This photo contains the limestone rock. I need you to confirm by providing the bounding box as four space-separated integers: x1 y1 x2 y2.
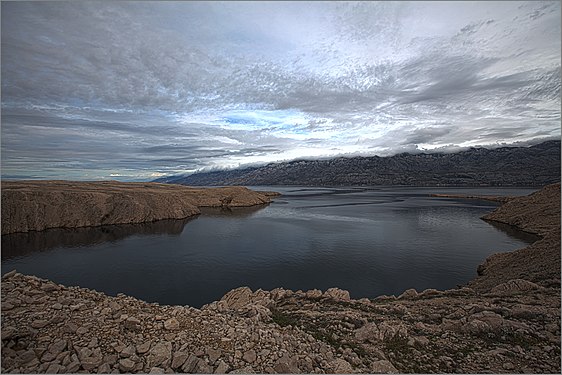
371 360 399 373
398 288 418 299
274 354 300 373
214 360 229 374
147 342 172 368
136 341 152 354
324 288 350 301
243 349 257 363
171 352 189 369
490 279 542 295
118 358 136 372
305 289 323 298
123 317 141 331
329 358 353 373
220 287 253 309
163 318 179 331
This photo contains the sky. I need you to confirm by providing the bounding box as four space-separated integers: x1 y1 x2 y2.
1 1 560 181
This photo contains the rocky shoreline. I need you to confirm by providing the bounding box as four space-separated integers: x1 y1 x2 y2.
1 183 560 373
1 181 279 235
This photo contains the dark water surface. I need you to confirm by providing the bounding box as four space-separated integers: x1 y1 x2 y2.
2 186 539 307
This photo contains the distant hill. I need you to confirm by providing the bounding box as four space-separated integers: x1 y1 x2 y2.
156 140 561 187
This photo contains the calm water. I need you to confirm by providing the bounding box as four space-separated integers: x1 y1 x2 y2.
2 186 539 307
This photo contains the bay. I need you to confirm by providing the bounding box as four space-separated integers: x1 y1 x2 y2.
1 186 538 307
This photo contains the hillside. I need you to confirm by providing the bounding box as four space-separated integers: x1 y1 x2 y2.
1 181 277 234
157 140 561 187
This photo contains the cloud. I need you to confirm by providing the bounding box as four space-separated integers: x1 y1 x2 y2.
1 1 560 180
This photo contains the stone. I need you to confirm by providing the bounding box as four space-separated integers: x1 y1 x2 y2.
149 367 165 374
220 287 253 309
3 269 17 279
243 349 257 363
398 288 418 299
66 361 81 373
2 327 15 340
181 355 200 373
305 289 323 298
148 342 172 368
120 345 136 358
45 363 62 374
49 339 67 356
355 323 380 343
63 322 78 334
370 358 398 373
196 362 213 374
118 358 136 372
17 350 37 364
98 363 112 373
206 348 221 364
214 360 229 374
171 352 189 369
136 341 152 354
2 302 14 310
490 279 542 295
123 317 141 331
324 288 350 301
503 362 515 371
230 366 255 374
163 318 179 331
330 358 353 374
40 282 59 292
31 319 48 329
82 356 103 371
274 354 300 374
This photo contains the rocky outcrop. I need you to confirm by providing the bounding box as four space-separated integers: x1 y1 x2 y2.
1 183 560 373
469 183 561 291
1 181 280 234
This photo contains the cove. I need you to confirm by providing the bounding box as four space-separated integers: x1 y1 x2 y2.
1 186 539 307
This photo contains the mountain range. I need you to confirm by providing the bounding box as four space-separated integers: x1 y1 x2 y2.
156 140 561 187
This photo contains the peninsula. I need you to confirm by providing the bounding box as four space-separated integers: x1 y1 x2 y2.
1 181 278 235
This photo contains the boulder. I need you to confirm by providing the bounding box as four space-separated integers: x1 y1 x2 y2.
371 360 399 374
324 288 351 301
490 279 542 295
220 287 253 309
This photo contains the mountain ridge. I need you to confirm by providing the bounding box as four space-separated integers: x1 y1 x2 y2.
156 140 561 187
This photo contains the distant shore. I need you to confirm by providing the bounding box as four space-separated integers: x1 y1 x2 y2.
1 180 280 235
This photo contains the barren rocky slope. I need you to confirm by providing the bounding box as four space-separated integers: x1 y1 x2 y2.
1 183 560 373
159 140 560 187
1 181 277 235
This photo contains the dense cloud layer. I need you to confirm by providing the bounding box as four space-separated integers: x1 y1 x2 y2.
1 1 560 180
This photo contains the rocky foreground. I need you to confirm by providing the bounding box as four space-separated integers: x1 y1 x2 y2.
1 181 278 235
1 183 560 374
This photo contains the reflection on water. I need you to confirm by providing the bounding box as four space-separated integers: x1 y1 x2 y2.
483 220 541 243
2 205 267 260
1 186 538 307
2 218 193 259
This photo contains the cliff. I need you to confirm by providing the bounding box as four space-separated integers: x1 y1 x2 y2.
158 140 561 187
1 184 560 373
1 180 278 235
